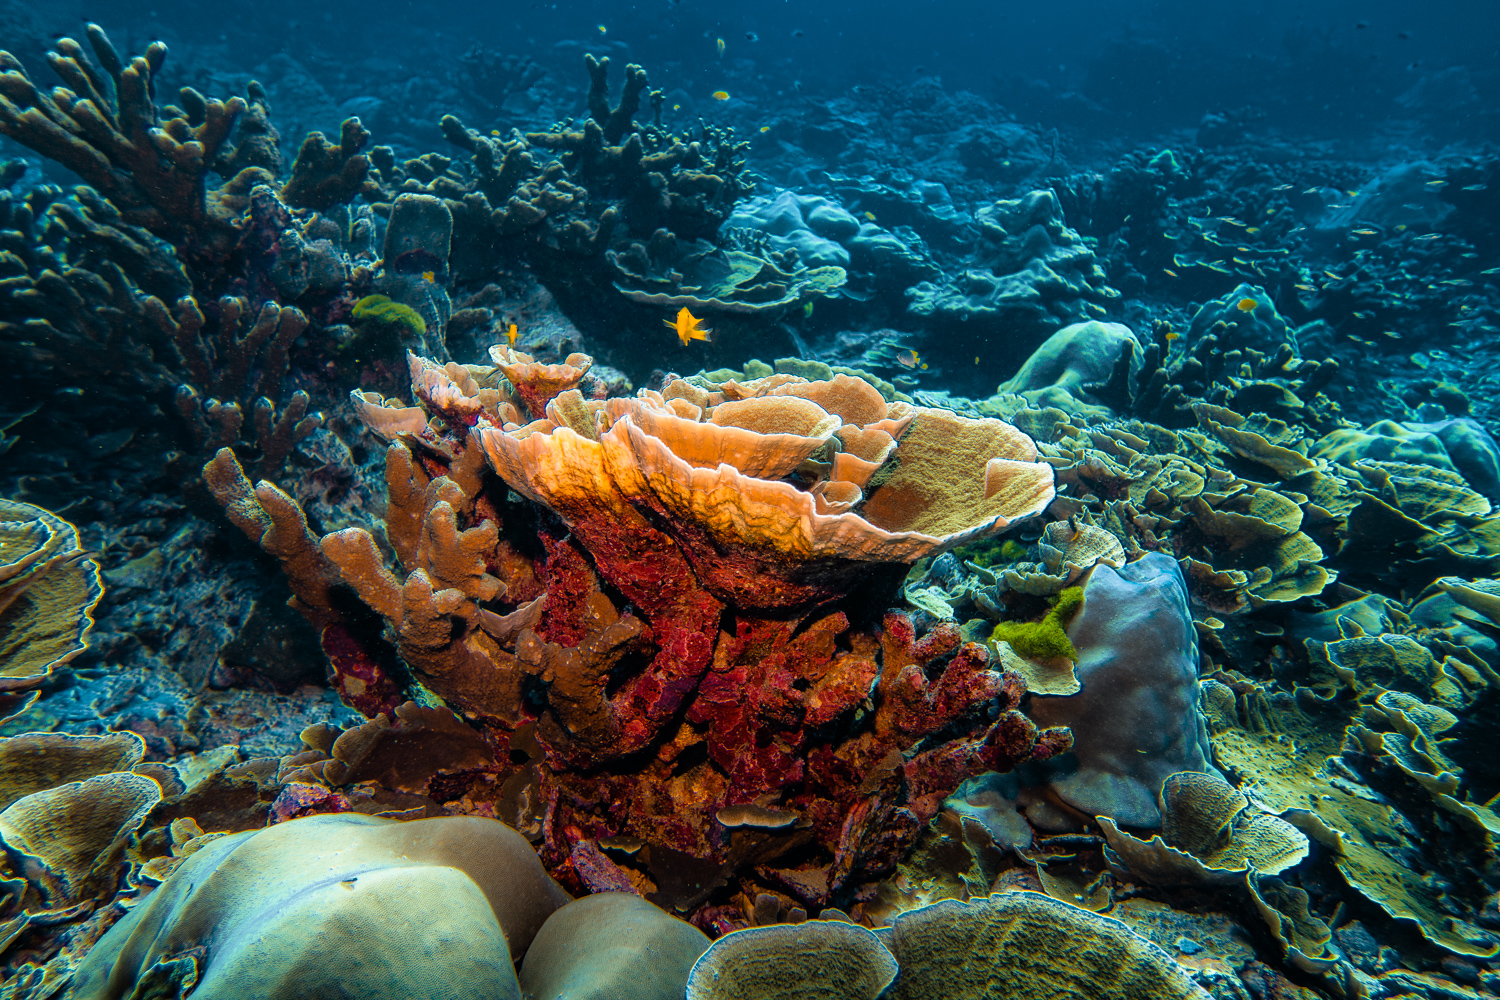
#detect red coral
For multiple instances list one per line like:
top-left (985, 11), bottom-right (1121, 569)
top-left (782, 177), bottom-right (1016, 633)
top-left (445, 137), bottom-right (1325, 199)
top-left (319, 623), bottom-right (404, 718)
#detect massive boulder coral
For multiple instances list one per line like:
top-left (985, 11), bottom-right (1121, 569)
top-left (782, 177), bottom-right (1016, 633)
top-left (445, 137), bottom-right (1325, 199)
top-left (1021, 553), bottom-right (1218, 829)
top-left (72, 813), bottom-right (571, 1000)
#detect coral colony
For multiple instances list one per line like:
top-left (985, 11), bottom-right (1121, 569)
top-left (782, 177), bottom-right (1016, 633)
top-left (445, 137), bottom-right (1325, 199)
top-left (1, 18), bottom-right (1500, 1000)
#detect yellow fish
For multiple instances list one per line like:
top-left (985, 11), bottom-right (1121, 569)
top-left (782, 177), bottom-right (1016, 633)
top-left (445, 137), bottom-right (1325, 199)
top-left (895, 349), bottom-right (920, 370)
top-left (490, 129), bottom-right (501, 136)
top-left (597, 23), bottom-right (607, 33)
top-left (1163, 268), bottom-right (1178, 278)
top-left (1245, 227), bottom-right (1260, 235)
top-left (863, 211), bottom-right (877, 222)
top-left (666, 307), bottom-right (711, 346)
top-left (1235, 297), bottom-right (1258, 313)
top-left (712, 90), bottom-right (730, 101)
top-left (507, 323), bottom-right (518, 346)
top-left (760, 125), bottom-right (771, 132)
top-left (803, 302), bottom-right (814, 318)
top-left (716, 37), bottom-right (725, 56)
top-left (422, 270), bottom-right (435, 282)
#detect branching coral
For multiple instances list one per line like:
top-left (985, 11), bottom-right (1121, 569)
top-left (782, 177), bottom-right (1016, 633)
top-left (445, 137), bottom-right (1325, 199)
top-left (209, 356), bottom-right (1067, 914)
top-left (0, 25), bottom-right (247, 240)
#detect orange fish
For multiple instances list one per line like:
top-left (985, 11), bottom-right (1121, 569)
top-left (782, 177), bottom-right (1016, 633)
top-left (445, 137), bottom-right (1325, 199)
top-left (1235, 297), bottom-right (1258, 313)
top-left (666, 308), bottom-right (711, 346)
top-left (507, 323), bottom-right (518, 346)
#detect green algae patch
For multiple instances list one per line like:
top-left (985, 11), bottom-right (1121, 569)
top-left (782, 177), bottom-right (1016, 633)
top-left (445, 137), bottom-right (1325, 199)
top-left (353, 294), bottom-right (426, 336)
top-left (990, 586), bottom-right (1083, 661)
top-left (955, 537), bottom-right (1029, 570)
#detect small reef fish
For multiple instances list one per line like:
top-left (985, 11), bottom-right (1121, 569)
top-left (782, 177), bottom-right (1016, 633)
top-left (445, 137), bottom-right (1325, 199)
top-left (803, 302), bottom-right (815, 317)
top-left (1481, 267), bottom-right (1500, 275)
top-left (863, 211), bottom-right (877, 222)
top-left (1163, 268), bottom-right (1178, 278)
top-left (712, 91), bottom-right (730, 101)
top-left (422, 270), bottom-right (435, 282)
top-left (759, 126), bottom-right (771, 132)
top-left (1463, 184), bottom-right (1487, 191)
top-left (507, 323), bottom-right (519, 346)
top-left (1245, 227), bottom-right (1260, 235)
top-left (490, 129), bottom-right (501, 136)
top-left (1415, 233), bottom-right (1441, 241)
top-left (1426, 180), bottom-right (1448, 188)
top-left (716, 37), bottom-right (725, 56)
top-left (1271, 184), bottom-right (1294, 191)
top-left (1235, 297), bottom-right (1258, 313)
top-left (597, 24), bottom-right (606, 34)
top-left (1351, 229), bottom-right (1378, 236)
top-left (745, 32), bottom-right (759, 42)
top-left (667, 307), bottom-right (711, 346)
top-left (895, 349), bottom-right (921, 369)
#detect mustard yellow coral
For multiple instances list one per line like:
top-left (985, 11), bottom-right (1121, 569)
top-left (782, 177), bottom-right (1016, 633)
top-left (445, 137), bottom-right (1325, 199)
top-left (990, 586), bottom-right (1083, 660)
top-left (352, 294), bottom-right (427, 336)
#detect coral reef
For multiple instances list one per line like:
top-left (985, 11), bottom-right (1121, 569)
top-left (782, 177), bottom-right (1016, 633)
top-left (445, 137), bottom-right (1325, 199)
top-left (208, 357), bottom-right (1070, 917)
top-left (2, 9), bottom-right (1500, 1000)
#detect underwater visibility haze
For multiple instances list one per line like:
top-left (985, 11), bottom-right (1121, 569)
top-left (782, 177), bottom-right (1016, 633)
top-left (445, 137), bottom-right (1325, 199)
top-left (2, 0), bottom-right (1500, 996)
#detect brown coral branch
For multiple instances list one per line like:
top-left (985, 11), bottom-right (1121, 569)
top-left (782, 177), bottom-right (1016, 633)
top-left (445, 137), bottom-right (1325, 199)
top-left (280, 117), bottom-right (374, 211)
top-left (0, 26), bottom-right (244, 236)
